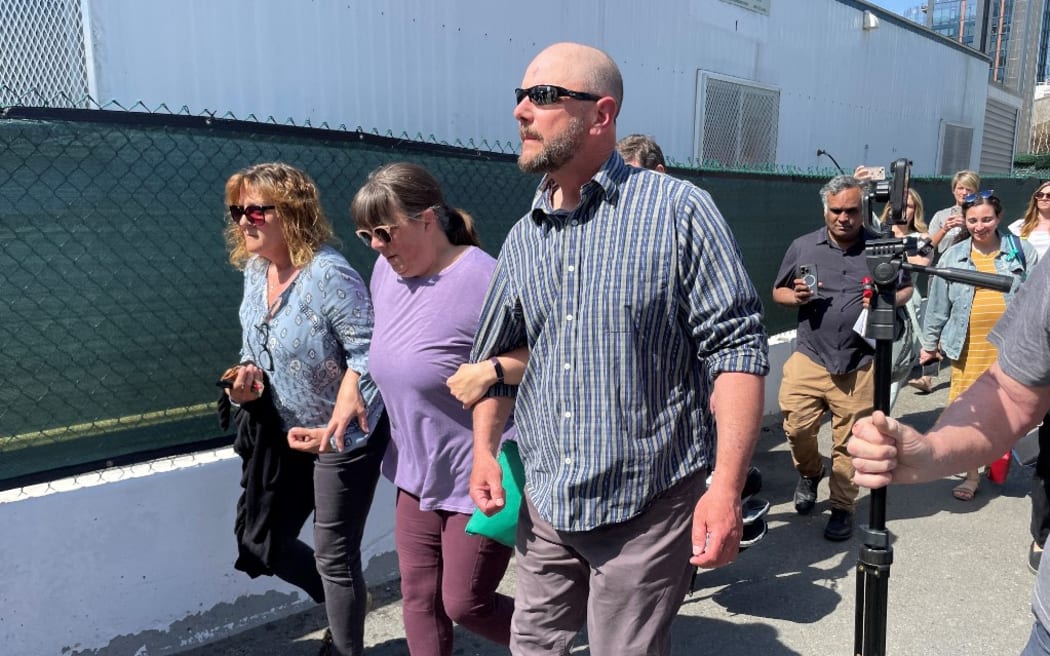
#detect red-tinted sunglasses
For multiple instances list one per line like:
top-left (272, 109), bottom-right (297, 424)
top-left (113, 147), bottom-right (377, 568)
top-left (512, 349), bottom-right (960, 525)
top-left (228, 204), bottom-right (275, 226)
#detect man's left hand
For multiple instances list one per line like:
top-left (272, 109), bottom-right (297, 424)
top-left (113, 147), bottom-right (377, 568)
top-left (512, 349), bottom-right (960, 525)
top-left (689, 482), bottom-right (742, 568)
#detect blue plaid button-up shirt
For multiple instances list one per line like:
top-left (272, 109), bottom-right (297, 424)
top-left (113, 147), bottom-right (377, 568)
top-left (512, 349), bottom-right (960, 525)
top-left (471, 152), bottom-right (769, 532)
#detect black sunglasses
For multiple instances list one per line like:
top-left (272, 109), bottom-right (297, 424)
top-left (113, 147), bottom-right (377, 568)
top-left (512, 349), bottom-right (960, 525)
top-left (515, 85), bottom-right (602, 106)
top-left (228, 204), bottom-right (275, 226)
top-left (255, 322), bottom-right (274, 372)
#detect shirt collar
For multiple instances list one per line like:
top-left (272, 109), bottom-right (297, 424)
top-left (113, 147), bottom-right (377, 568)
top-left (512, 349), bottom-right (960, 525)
top-left (529, 151), bottom-right (626, 226)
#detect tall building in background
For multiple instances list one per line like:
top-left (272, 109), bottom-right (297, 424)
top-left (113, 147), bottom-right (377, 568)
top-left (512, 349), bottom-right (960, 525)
top-left (916, 0), bottom-right (1046, 156)
top-left (1039, 0), bottom-right (1050, 83)
top-left (927, 0), bottom-right (979, 47)
top-left (925, 0), bottom-right (1042, 91)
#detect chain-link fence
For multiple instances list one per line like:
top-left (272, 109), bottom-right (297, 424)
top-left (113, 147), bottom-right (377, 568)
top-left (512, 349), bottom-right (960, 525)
top-left (0, 0), bottom-right (90, 108)
top-left (1, 103), bottom-right (1044, 491)
top-left (0, 106), bottom-right (536, 490)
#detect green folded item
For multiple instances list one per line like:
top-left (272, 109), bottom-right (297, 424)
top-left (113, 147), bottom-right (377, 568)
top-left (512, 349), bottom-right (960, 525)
top-left (465, 440), bottom-right (525, 547)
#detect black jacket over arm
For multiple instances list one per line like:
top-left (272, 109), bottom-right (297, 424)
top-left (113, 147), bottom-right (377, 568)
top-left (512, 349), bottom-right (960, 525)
top-left (217, 378), bottom-right (317, 578)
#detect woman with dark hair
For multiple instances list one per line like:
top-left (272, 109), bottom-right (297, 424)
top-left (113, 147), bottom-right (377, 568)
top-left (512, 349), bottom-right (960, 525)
top-left (225, 162), bottom-right (387, 656)
top-left (919, 191), bottom-right (1036, 501)
top-left (351, 162), bottom-right (516, 656)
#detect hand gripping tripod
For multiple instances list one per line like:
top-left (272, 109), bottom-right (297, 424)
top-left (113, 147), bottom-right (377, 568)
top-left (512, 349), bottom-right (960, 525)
top-left (855, 230), bottom-right (1014, 655)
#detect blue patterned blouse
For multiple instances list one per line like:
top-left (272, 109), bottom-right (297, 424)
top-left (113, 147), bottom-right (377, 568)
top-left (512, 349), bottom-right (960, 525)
top-left (238, 245), bottom-right (383, 451)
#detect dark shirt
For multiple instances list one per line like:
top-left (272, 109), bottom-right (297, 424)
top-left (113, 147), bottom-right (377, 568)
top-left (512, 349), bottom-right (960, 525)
top-left (775, 227), bottom-right (910, 375)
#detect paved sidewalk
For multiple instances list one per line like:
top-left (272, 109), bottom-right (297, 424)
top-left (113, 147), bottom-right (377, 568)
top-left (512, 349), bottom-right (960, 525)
top-left (185, 375), bottom-right (1040, 655)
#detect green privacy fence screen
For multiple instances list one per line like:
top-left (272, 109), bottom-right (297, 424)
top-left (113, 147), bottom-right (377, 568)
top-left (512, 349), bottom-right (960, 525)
top-left (0, 105), bottom-right (1042, 488)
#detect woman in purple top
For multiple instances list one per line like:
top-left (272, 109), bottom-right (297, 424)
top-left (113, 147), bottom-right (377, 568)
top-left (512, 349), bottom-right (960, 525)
top-left (350, 162), bottom-right (516, 656)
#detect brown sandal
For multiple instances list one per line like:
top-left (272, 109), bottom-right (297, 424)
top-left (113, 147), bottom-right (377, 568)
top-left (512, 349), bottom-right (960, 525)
top-left (952, 478), bottom-right (979, 501)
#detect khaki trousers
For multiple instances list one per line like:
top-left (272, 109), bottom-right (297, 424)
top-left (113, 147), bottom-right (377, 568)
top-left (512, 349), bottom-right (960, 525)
top-left (779, 352), bottom-right (874, 511)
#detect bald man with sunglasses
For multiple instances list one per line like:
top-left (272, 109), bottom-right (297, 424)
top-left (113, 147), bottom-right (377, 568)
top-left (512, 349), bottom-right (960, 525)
top-left (467, 42), bottom-right (769, 655)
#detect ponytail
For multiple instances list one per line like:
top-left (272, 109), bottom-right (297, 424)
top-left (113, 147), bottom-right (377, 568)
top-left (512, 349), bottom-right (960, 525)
top-left (443, 206), bottom-right (482, 247)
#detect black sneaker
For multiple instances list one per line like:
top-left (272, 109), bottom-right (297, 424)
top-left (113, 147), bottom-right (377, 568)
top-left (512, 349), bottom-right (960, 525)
top-left (793, 467), bottom-right (825, 515)
top-left (742, 497), bottom-right (771, 525)
top-left (739, 518), bottom-right (768, 551)
top-left (824, 508), bottom-right (854, 541)
top-left (741, 466), bottom-right (763, 501)
top-left (1030, 541), bottom-right (1043, 575)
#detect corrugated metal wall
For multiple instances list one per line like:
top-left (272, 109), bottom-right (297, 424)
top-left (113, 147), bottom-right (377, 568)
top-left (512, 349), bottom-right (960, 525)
top-left (69, 0), bottom-right (992, 174)
top-left (981, 96), bottom-right (1019, 172)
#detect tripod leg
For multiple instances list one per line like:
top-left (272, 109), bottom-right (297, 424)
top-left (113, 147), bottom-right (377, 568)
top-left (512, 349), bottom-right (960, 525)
top-left (855, 544), bottom-right (893, 656)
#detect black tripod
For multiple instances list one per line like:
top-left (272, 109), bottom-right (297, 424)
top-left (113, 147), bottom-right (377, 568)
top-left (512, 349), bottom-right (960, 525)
top-left (855, 237), bottom-right (1015, 655)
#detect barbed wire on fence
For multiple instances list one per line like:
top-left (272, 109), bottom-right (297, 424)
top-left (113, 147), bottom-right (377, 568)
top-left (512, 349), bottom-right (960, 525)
top-left (0, 88), bottom-right (525, 156)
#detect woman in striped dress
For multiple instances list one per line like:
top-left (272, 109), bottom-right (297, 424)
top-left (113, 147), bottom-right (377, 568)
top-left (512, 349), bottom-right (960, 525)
top-left (919, 191), bottom-right (1037, 501)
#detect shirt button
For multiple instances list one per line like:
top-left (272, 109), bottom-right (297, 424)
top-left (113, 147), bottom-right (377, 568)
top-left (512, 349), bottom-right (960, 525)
top-left (564, 457), bottom-right (573, 465)
top-left (563, 363), bottom-right (571, 370)
top-left (567, 265), bottom-right (575, 272)
top-left (566, 314), bottom-right (574, 321)
top-left (563, 411), bottom-right (572, 419)
top-left (570, 220), bottom-right (579, 226)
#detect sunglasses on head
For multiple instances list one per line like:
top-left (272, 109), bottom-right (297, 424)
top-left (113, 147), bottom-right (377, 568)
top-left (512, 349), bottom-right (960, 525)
top-left (228, 204), bottom-right (275, 226)
top-left (355, 209), bottom-right (428, 247)
top-left (514, 84), bottom-right (602, 106)
top-left (962, 189), bottom-right (994, 204)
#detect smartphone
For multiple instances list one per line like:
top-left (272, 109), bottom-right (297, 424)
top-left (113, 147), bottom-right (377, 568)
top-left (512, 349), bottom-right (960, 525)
top-left (865, 166), bottom-right (886, 181)
top-left (797, 263), bottom-right (819, 295)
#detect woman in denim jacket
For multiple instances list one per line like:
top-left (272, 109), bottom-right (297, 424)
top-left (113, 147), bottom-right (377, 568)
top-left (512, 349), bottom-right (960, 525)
top-left (920, 191), bottom-right (1037, 501)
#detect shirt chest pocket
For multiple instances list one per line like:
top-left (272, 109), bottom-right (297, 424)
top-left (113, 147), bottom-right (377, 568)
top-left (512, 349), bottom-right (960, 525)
top-left (600, 270), bottom-right (671, 333)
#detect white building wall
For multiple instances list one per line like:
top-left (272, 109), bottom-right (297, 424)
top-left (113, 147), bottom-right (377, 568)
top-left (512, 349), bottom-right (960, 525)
top-left (80, 0), bottom-right (989, 174)
top-left (0, 453), bottom-right (399, 656)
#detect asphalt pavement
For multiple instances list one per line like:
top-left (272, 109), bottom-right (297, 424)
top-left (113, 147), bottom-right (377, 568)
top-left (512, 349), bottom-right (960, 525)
top-left (183, 373), bottom-right (1040, 655)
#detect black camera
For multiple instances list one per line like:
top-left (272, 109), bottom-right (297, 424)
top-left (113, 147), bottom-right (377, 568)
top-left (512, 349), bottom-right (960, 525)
top-left (861, 158), bottom-right (911, 228)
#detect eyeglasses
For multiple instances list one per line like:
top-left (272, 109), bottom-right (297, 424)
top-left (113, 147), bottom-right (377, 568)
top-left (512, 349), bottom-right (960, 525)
top-left (355, 210), bottom-right (428, 247)
top-left (228, 204), bottom-right (275, 226)
top-left (255, 322), bottom-right (274, 372)
top-left (1034, 192), bottom-right (1050, 200)
top-left (514, 85), bottom-right (602, 106)
top-left (962, 190), bottom-right (994, 204)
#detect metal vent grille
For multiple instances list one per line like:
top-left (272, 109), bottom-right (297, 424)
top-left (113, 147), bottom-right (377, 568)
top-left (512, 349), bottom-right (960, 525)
top-left (938, 122), bottom-right (974, 175)
top-left (0, 0), bottom-right (89, 106)
top-left (698, 74), bottom-right (779, 168)
top-left (980, 97), bottom-right (1017, 174)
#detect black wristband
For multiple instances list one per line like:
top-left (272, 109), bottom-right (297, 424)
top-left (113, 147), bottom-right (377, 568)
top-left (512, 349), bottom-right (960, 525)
top-left (490, 357), bottom-right (505, 384)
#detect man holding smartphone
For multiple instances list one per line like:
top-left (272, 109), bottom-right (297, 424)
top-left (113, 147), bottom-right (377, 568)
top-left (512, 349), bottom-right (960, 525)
top-left (772, 174), bottom-right (913, 541)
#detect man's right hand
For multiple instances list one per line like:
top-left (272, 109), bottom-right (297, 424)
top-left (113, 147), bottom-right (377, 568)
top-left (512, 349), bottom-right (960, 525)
top-left (849, 411), bottom-right (929, 487)
top-left (469, 452), bottom-right (506, 516)
top-left (792, 277), bottom-right (817, 305)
